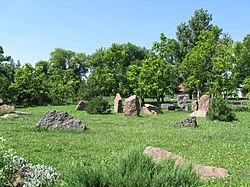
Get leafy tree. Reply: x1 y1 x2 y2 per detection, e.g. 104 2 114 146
176 9 213 61
233 34 250 94
181 26 234 98
9 63 48 105
88 43 147 96
0 46 20 102
48 68 79 105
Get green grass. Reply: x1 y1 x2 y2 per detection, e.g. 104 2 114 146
0 104 249 186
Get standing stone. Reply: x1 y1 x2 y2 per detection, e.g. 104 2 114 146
192 100 198 111
123 95 140 116
75 101 87 111
189 95 210 117
177 94 188 111
198 95 210 112
114 93 123 113
0 98 3 105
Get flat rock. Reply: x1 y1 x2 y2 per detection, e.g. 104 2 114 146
0 114 18 118
35 110 86 131
0 104 15 111
143 104 163 115
143 146 228 179
172 117 197 127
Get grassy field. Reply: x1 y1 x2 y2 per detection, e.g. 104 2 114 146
0 104 249 186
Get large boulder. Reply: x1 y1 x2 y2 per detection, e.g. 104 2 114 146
123 95 140 116
114 93 123 113
189 95 210 117
35 110 86 131
144 146 229 179
75 101 87 111
143 104 163 115
0 104 15 111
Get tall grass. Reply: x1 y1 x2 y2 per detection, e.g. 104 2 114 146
63 147 200 187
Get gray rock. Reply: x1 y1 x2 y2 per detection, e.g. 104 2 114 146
161 103 175 110
177 94 188 111
172 117 197 127
35 110 86 131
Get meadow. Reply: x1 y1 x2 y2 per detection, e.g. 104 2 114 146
0 103 249 186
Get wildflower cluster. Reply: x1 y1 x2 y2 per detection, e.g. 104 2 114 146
0 137 60 187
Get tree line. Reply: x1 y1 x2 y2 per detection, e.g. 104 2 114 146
0 9 249 106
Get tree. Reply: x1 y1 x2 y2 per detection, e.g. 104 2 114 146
176 9 213 62
0 46 20 102
88 43 147 96
181 26 234 98
233 34 250 94
9 63 48 105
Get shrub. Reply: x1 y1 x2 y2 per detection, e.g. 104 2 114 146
64 147 200 187
207 97 237 122
86 96 111 114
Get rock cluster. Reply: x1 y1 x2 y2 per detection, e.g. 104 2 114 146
144 146 229 179
172 117 197 127
35 110 86 131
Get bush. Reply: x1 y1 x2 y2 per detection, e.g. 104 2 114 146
64 147 200 187
86 96 111 114
207 97 237 122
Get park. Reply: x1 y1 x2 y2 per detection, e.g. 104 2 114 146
0 8 249 187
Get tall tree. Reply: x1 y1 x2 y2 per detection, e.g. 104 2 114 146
181 26 234 98
233 34 250 94
176 9 213 62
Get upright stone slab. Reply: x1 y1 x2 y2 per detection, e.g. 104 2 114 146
123 95 140 116
192 100 198 111
198 95 210 112
189 95 210 117
177 94 188 111
114 93 123 113
0 98 3 105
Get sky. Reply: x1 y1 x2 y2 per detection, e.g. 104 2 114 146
1 0 250 65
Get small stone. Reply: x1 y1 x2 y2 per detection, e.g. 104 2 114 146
75 101 87 111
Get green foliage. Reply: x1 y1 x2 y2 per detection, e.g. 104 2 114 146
64 147 200 187
207 97 237 122
86 96 111 114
